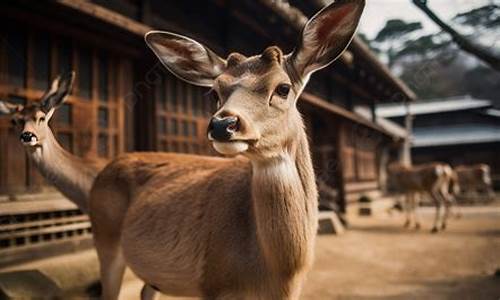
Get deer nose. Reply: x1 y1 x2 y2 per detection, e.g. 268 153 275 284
20 131 37 144
208 115 239 142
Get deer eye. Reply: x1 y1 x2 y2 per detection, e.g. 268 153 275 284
275 84 291 98
39 117 46 123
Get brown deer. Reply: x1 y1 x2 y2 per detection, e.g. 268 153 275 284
388 162 455 233
455 164 495 200
88 1 365 299
0 72 106 213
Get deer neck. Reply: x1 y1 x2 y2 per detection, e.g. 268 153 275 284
251 125 318 279
27 129 95 213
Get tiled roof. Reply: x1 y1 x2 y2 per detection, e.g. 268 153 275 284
376 96 492 118
412 124 500 147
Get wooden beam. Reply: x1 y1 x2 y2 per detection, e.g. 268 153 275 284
300 92 395 137
56 0 151 36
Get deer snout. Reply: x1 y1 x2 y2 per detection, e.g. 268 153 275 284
20 131 38 145
208 115 239 142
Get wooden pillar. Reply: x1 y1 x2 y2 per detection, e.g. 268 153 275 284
400 101 413 166
370 98 377 123
334 121 347 214
378 144 389 193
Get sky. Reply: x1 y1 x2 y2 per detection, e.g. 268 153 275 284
358 0 494 39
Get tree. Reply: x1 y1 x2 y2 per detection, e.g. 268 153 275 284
412 0 500 71
375 19 423 42
373 19 423 66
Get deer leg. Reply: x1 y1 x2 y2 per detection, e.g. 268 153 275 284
141 284 160 300
412 194 421 230
430 192 441 233
403 192 412 228
89 184 130 300
486 186 495 200
440 188 452 230
449 192 462 219
96 244 126 300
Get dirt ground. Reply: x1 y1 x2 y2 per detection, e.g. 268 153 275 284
118 203 500 300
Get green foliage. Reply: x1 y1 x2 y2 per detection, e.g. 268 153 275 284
375 19 423 42
453 4 500 28
394 34 451 59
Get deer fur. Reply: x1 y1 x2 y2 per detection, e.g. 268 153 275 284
0 73 106 213
388 162 455 233
88 1 365 299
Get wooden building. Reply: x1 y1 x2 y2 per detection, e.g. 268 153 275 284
377 96 500 189
0 0 414 267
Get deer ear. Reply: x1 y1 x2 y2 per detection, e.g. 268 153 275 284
0 100 21 115
145 31 226 87
287 0 365 79
41 71 75 115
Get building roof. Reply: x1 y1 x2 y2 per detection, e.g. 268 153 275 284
353 106 408 139
412 124 500 147
376 95 493 118
484 108 500 118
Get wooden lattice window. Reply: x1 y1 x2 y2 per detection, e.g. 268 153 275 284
154 73 216 155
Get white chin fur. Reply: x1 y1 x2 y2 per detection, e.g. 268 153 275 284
212 141 249 155
23 140 39 147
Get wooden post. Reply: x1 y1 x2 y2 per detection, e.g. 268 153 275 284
370 98 377 123
335 121 347 214
400 101 413 166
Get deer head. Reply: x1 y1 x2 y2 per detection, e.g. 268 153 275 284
0 72 75 147
146 0 364 159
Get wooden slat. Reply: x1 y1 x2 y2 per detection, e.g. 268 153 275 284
0 198 78 215
0 221 90 240
0 215 88 232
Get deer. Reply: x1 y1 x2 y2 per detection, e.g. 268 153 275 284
455 164 495 200
88 1 365 299
388 162 455 233
0 72 106 214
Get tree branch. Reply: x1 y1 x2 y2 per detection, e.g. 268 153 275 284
412 0 500 71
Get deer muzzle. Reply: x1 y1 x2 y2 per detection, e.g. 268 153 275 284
20 131 38 146
207 115 239 142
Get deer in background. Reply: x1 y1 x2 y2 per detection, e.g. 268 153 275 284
88 1 365 299
455 164 495 200
0 72 106 213
388 162 455 233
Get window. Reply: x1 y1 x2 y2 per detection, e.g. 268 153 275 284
168 79 177 111
158 76 167 110
7 30 27 87
58 39 72 74
98 54 109 101
58 133 73 152
159 117 167 134
33 34 50 90
56 104 72 125
98 108 109 128
78 48 92 99
154 74 212 154
98 134 109 157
